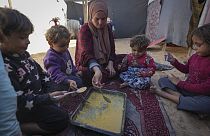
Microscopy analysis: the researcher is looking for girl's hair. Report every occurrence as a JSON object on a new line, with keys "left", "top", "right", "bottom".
{"left": 0, "top": 10, "right": 7, "bottom": 42}
{"left": 130, "top": 34, "right": 150, "bottom": 49}
{"left": 191, "top": 23, "right": 210, "bottom": 46}
{"left": 0, "top": 7, "right": 34, "bottom": 37}
{"left": 45, "top": 17, "right": 70, "bottom": 45}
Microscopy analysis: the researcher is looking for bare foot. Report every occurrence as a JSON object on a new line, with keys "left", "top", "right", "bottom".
{"left": 152, "top": 88, "right": 180, "bottom": 104}
{"left": 120, "top": 82, "right": 128, "bottom": 88}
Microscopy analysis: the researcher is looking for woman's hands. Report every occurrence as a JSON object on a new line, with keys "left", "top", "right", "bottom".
{"left": 106, "top": 60, "right": 116, "bottom": 77}
{"left": 92, "top": 66, "right": 104, "bottom": 88}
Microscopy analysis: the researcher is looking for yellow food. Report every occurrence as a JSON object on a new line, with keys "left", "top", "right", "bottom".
{"left": 74, "top": 91, "right": 125, "bottom": 133}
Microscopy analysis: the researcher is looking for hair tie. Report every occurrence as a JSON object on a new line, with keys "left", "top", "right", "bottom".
{"left": 49, "top": 17, "right": 60, "bottom": 26}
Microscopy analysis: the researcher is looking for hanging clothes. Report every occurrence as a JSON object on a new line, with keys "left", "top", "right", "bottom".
{"left": 145, "top": 0, "right": 162, "bottom": 43}
{"left": 187, "top": 0, "right": 205, "bottom": 47}
{"left": 157, "top": 0, "right": 192, "bottom": 47}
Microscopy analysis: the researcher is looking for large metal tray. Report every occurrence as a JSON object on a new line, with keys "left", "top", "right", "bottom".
{"left": 70, "top": 87, "right": 127, "bottom": 136}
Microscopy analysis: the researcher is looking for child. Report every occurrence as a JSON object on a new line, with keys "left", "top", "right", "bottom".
{"left": 0, "top": 9, "right": 21, "bottom": 136}
{"left": 44, "top": 18, "right": 83, "bottom": 91}
{"left": 0, "top": 8, "right": 69, "bottom": 134}
{"left": 119, "top": 35, "right": 156, "bottom": 89}
{"left": 155, "top": 24, "right": 210, "bottom": 114}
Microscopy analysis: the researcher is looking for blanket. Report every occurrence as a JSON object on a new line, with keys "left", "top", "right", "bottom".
{"left": 60, "top": 80, "right": 175, "bottom": 136}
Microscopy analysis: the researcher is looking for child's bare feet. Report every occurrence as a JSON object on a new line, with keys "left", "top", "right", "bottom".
{"left": 149, "top": 85, "right": 157, "bottom": 93}
{"left": 120, "top": 82, "right": 128, "bottom": 88}
{"left": 151, "top": 88, "right": 180, "bottom": 104}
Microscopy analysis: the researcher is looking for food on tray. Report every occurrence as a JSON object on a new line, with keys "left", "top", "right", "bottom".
{"left": 74, "top": 91, "right": 125, "bottom": 133}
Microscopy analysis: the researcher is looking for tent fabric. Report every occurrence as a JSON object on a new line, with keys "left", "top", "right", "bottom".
{"left": 157, "top": 0, "right": 192, "bottom": 47}
{"left": 66, "top": 1, "right": 83, "bottom": 21}
{"left": 199, "top": 0, "right": 210, "bottom": 26}
{"left": 145, "top": 0, "right": 162, "bottom": 43}
{"left": 106, "top": 0, "right": 148, "bottom": 38}
{"left": 65, "top": 0, "right": 148, "bottom": 38}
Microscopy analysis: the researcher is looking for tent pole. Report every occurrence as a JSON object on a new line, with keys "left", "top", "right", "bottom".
{"left": 8, "top": 0, "right": 12, "bottom": 8}
{"left": 83, "top": 0, "right": 88, "bottom": 23}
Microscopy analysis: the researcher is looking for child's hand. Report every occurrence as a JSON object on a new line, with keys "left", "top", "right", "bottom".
{"left": 168, "top": 74, "right": 180, "bottom": 85}
{"left": 49, "top": 91, "right": 67, "bottom": 102}
{"left": 138, "top": 70, "right": 153, "bottom": 77}
{"left": 118, "top": 64, "right": 122, "bottom": 70}
{"left": 68, "top": 80, "right": 77, "bottom": 90}
{"left": 165, "top": 53, "right": 175, "bottom": 63}
{"left": 137, "top": 71, "right": 145, "bottom": 77}
{"left": 76, "top": 71, "right": 82, "bottom": 77}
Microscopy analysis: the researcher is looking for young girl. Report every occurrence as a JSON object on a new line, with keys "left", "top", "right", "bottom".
{"left": 44, "top": 18, "right": 83, "bottom": 91}
{"left": 155, "top": 23, "right": 210, "bottom": 114}
{"left": 0, "top": 8, "right": 69, "bottom": 134}
{"left": 119, "top": 35, "right": 156, "bottom": 89}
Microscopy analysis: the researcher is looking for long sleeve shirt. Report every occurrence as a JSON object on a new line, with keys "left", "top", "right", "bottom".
{"left": 120, "top": 53, "right": 156, "bottom": 76}
{"left": 172, "top": 54, "right": 210, "bottom": 95}
{"left": 0, "top": 51, "right": 21, "bottom": 136}
{"left": 44, "top": 48, "right": 77, "bottom": 84}
{"left": 2, "top": 51, "right": 54, "bottom": 111}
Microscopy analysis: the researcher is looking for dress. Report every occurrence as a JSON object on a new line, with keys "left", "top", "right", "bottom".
{"left": 2, "top": 51, "right": 68, "bottom": 132}
{"left": 158, "top": 54, "right": 210, "bottom": 113}
{"left": 119, "top": 53, "right": 156, "bottom": 89}
{"left": 157, "top": 0, "right": 192, "bottom": 46}
{"left": 0, "top": 51, "right": 21, "bottom": 136}
{"left": 44, "top": 48, "right": 83, "bottom": 89}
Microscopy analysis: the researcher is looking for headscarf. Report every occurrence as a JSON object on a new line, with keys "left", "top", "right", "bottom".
{"left": 88, "top": 0, "right": 111, "bottom": 65}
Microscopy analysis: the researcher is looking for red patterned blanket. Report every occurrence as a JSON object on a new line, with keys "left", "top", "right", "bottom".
{"left": 60, "top": 80, "right": 175, "bottom": 136}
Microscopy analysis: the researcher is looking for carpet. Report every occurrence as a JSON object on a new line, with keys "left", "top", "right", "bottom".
{"left": 60, "top": 80, "right": 175, "bottom": 136}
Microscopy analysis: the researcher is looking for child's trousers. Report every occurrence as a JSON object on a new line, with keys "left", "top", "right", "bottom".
{"left": 17, "top": 103, "right": 69, "bottom": 133}
{"left": 158, "top": 77, "right": 210, "bottom": 114}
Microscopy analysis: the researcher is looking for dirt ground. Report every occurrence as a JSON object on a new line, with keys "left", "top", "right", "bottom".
{"left": 32, "top": 38, "right": 210, "bottom": 136}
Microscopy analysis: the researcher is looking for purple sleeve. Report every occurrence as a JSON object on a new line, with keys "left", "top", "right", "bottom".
{"left": 44, "top": 56, "right": 69, "bottom": 85}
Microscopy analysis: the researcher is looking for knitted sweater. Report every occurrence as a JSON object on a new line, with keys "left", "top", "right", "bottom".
{"left": 172, "top": 54, "right": 210, "bottom": 95}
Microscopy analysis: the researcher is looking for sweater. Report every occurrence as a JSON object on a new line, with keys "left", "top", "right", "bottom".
{"left": 172, "top": 54, "right": 210, "bottom": 95}
{"left": 44, "top": 48, "right": 77, "bottom": 84}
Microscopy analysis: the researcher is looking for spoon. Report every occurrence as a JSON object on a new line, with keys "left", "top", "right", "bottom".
{"left": 64, "top": 87, "right": 87, "bottom": 95}
{"left": 53, "top": 87, "right": 87, "bottom": 98}
{"left": 98, "top": 87, "right": 111, "bottom": 103}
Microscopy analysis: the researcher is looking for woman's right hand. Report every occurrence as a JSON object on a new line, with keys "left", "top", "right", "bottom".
{"left": 92, "top": 66, "right": 103, "bottom": 88}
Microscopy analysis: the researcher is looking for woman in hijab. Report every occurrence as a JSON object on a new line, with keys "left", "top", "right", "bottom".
{"left": 75, "top": 0, "right": 120, "bottom": 88}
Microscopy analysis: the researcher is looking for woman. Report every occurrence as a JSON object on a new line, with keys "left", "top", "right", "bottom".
{"left": 75, "top": 0, "right": 121, "bottom": 87}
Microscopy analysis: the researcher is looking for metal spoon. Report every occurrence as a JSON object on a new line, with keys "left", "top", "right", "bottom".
{"left": 53, "top": 87, "right": 87, "bottom": 98}
{"left": 64, "top": 87, "right": 87, "bottom": 95}
{"left": 98, "top": 87, "right": 111, "bottom": 103}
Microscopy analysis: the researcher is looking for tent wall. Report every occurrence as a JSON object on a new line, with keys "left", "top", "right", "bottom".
{"left": 66, "top": 1, "right": 83, "bottom": 21}
{"left": 66, "top": 0, "right": 148, "bottom": 38}
{"left": 107, "top": 0, "right": 148, "bottom": 38}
